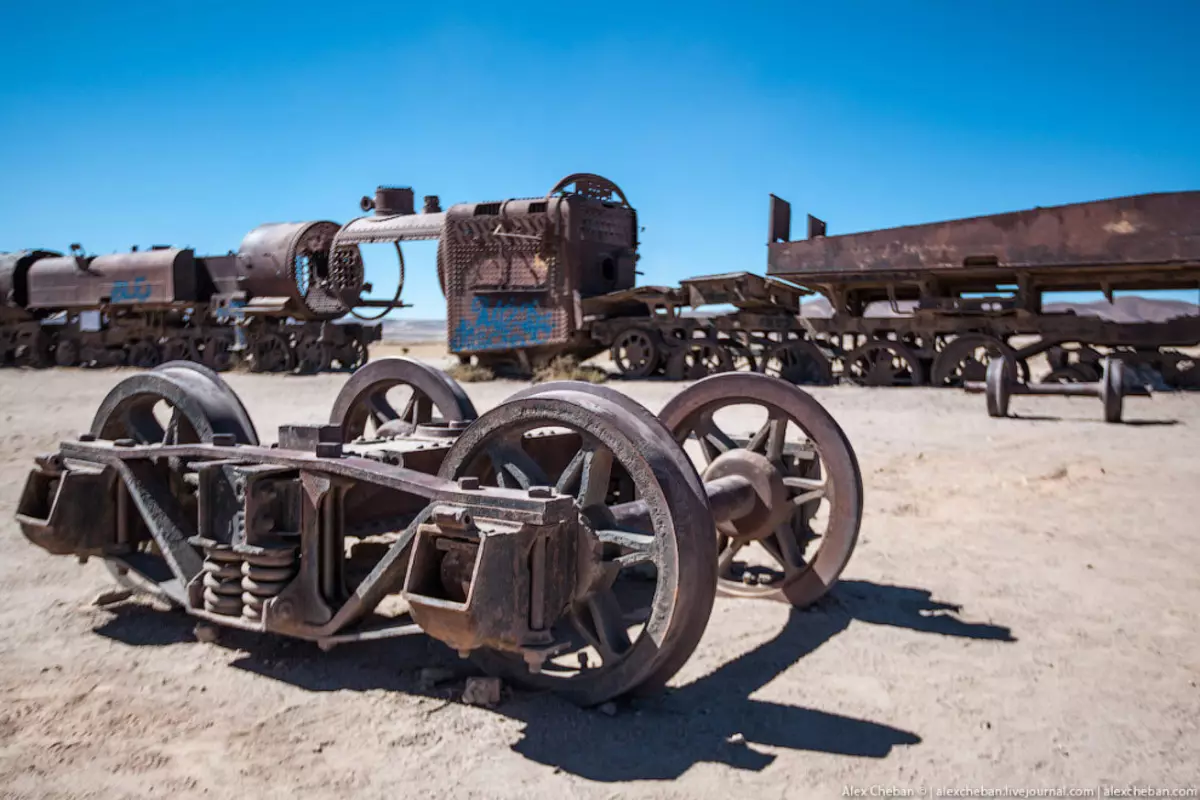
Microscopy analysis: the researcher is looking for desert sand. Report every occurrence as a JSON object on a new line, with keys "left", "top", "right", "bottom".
{"left": 0, "top": 349, "right": 1197, "bottom": 799}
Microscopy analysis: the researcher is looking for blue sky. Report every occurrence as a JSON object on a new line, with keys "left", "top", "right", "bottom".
{"left": 2, "top": 1, "right": 1198, "bottom": 315}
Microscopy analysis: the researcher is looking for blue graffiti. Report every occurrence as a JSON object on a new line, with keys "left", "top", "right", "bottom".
{"left": 214, "top": 299, "right": 246, "bottom": 321}
{"left": 452, "top": 296, "right": 557, "bottom": 352}
{"left": 111, "top": 277, "right": 152, "bottom": 303}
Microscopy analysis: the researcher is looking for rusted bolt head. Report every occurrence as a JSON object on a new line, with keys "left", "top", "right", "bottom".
{"left": 114, "top": 438, "right": 136, "bottom": 448}
{"left": 210, "top": 433, "right": 236, "bottom": 447}
{"left": 527, "top": 486, "right": 554, "bottom": 499}
{"left": 78, "top": 432, "right": 97, "bottom": 442}
{"left": 458, "top": 476, "right": 480, "bottom": 491}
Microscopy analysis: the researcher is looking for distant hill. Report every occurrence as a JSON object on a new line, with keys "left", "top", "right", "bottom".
{"left": 380, "top": 318, "right": 447, "bottom": 343}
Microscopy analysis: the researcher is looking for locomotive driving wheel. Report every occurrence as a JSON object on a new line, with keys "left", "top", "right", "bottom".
{"left": 438, "top": 388, "right": 716, "bottom": 705}
{"left": 610, "top": 328, "right": 660, "bottom": 378}
{"left": 294, "top": 336, "right": 329, "bottom": 374}
{"left": 759, "top": 339, "right": 833, "bottom": 386}
{"left": 845, "top": 340, "right": 925, "bottom": 386}
{"left": 200, "top": 336, "right": 234, "bottom": 372}
{"left": 931, "top": 334, "right": 1027, "bottom": 387}
{"left": 250, "top": 333, "right": 292, "bottom": 373}
{"left": 659, "top": 373, "right": 863, "bottom": 607}
{"left": 127, "top": 340, "right": 162, "bottom": 369}
{"left": 330, "top": 357, "right": 478, "bottom": 441}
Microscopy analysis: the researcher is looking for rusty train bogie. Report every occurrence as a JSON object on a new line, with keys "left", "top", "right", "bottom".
{"left": 16, "top": 360, "right": 864, "bottom": 705}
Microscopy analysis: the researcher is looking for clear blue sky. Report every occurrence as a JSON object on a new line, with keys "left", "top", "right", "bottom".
{"left": 2, "top": 1, "right": 1198, "bottom": 315}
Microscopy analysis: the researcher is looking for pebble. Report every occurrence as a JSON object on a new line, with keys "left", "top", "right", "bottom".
{"left": 461, "top": 677, "right": 502, "bottom": 707}
{"left": 597, "top": 702, "right": 618, "bottom": 716}
{"left": 727, "top": 733, "right": 746, "bottom": 745}
{"left": 91, "top": 587, "right": 133, "bottom": 607}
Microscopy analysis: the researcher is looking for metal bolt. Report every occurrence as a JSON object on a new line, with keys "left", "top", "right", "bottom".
{"left": 458, "top": 476, "right": 480, "bottom": 491}
{"left": 211, "top": 433, "right": 236, "bottom": 446}
{"left": 527, "top": 486, "right": 554, "bottom": 499}
{"left": 114, "top": 438, "right": 136, "bottom": 448}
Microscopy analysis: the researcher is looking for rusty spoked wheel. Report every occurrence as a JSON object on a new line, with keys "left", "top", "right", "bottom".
{"left": 659, "top": 373, "right": 863, "bottom": 607}
{"left": 439, "top": 388, "right": 716, "bottom": 705}
{"left": 250, "top": 333, "right": 291, "bottom": 373}
{"left": 931, "top": 334, "right": 1026, "bottom": 387}
{"left": 330, "top": 357, "right": 477, "bottom": 441}
{"left": 760, "top": 339, "right": 833, "bottom": 386}
{"left": 126, "top": 340, "right": 162, "bottom": 369}
{"left": 611, "top": 328, "right": 661, "bottom": 378}
{"left": 845, "top": 340, "right": 925, "bottom": 386}
{"left": 91, "top": 363, "right": 259, "bottom": 600}
{"left": 92, "top": 362, "right": 259, "bottom": 446}
{"left": 678, "top": 339, "right": 734, "bottom": 380}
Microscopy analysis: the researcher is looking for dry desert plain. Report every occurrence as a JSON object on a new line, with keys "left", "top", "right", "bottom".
{"left": 0, "top": 343, "right": 1197, "bottom": 799}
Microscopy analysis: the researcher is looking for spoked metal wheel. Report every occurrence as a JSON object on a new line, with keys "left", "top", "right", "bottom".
{"left": 330, "top": 357, "right": 478, "bottom": 441}
{"left": 932, "top": 334, "right": 1026, "bottom": 387}
{"left": 611, "top": 328, "right": 661, "bottom": 378}
{"left": 200, "top": 336, "right": 234, "bottom": 372}
{"left": 676, "top": 340, "right": 734, "bottom": 380}
{"left": 294, "top": 336, "right": 329, "bottom": 374}
{"left": 845, "top": 340, "right": 925, "bottom": 386}
{"left": 127, "top": 340, "right": 162, "bottom": 369}
{"left": 92, "top": 361, "right": 260, "bottom": 445}
{"left": 659, "top": 373, "right": 863, "bottom": 607}
{"left": 760, "top": 340, "right": 834, "bottom": 386}
{"left": 438, "top": 388, "right": 716, "bottom": 705}
{"left": 91, "top": 362, "right": 259, "bottom": 600}
{"left": 251, "top": 333, "right": 292, "bottom": 373}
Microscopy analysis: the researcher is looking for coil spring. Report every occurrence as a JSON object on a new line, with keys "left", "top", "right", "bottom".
{"left": 201, "top": 547, "right": 244, "bottom": 616}
{"left": 241, "top": 548, "right": 298, "bottom": 621}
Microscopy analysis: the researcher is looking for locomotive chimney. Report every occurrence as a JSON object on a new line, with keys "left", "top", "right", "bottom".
{"left": 359, "top": 186, "right": 415, "bottom": 217}
{"left": 423, "top": 195, "right": 441, "bottom": 214}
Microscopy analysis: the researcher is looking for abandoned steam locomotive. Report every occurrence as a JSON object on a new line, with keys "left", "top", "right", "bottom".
{"left": 0, "top": 217, "right": 390, "bottom": 373}
{"left": 427, "top": 175, "right": 1200, "bottom": 388}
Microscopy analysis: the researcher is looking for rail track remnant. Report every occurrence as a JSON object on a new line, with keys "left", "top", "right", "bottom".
{"left": 965, "top": 354, "right": 1150, "bottom": 423}
{"left": 15, "top": 360, "right": 862, "bottom": 705}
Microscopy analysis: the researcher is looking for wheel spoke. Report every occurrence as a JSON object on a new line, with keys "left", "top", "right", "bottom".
{"left": 554, "top": 449, "right": 586, "bottom": 497}
{"left": 596, "top": 528, "right": 655, "bottom": 565}
{"left": 578, "top": 448, "right": 613, "bottom": 508}
{"left": 123, "top": 407, "right": 164, "bottom": 444}
{"left": 366, "top": 392, "right": 399, "bottom": 428}
{"left": 766, "top": 416, "right": 789, "bottom": 462}
{"left": 783, "top": 475, "right": 827, "bottom": 507}
{"left": 765, "top": 522, "right": 806, "bottom": 573}
{"left": 717, "top": 539, "right": 744, "bottom": 576}
{"left": 486, "top": 438, "right": 550, "bottom": 489}
{"left": 693, "top": 414, "right": 738, "bottom": 464}
{"left": 584, "top": 589, "right": 632, "bottom": 662}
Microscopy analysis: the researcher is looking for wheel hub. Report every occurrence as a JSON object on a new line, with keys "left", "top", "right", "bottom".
{"left": 701, "top": 449, "right": 790, "bottom": 542}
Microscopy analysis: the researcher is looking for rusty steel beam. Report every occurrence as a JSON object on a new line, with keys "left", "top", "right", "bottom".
{"left": 768, "top": 191, "right": 1200, "bottom": 289}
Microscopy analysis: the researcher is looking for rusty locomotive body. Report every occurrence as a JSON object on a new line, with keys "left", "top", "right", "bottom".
{"left": 436, "top": 178, "right": 1199, "bottom": 388}
{"left": 0, "top": 217, "right": 388, "bottom": 373}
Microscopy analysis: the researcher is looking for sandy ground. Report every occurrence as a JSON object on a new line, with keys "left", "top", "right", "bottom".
{"left": 0, "top": 348, "right": 1198, "bottom": 799}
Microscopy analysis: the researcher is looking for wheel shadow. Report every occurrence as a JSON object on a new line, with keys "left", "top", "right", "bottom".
{"left": 91, "top": 579, "right": 1014, "bottom": 780}
{"left": 1004, "top": 413, "right": 1179, "bottom": 426}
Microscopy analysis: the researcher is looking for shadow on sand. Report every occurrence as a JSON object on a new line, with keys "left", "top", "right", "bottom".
{"left": 94, "top": 579, "right": 1014, "bottom": 780}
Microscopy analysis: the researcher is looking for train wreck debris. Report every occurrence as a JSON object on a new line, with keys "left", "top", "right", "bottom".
{"left": 15, "top": 360, "right": 862, "bottom": 705}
